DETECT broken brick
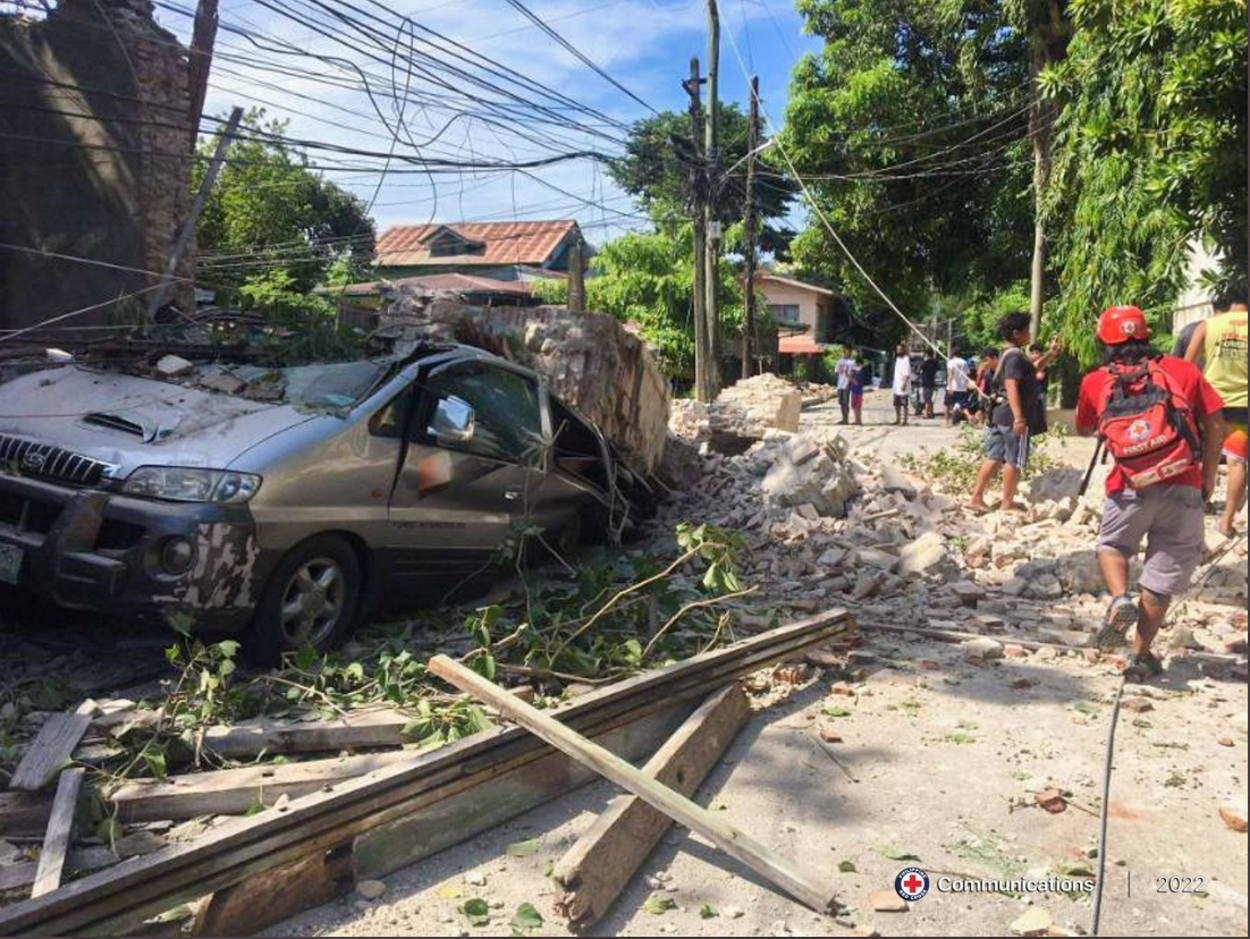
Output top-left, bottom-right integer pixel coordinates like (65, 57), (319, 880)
(1218, 803), (1247, 833)
(1034, 789), (1067, 814)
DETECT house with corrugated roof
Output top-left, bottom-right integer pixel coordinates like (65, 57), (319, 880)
(373, 219), (585, 282)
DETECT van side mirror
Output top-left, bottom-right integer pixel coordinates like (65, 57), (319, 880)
(428, 395), (475, 444)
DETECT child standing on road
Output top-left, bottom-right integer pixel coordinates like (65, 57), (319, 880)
(850, 356), (868, 425)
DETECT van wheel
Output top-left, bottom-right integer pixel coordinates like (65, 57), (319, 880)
(247, 535), (361, 664)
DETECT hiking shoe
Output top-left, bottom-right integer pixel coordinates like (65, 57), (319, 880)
(1123, 651), (1164, 682)
(1095, 594), (1138, 650)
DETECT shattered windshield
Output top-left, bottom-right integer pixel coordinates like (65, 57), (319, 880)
(281, 359), (392, 410)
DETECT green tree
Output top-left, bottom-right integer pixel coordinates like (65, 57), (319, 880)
(195, 110), (375, 296)
(534, 227), (744, 381)
(780, 0), (1034, 320)
(1039, 0), (1247, 364)
(608, 104), (796, 256)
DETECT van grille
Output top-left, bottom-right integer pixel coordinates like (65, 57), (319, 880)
(0, 435), (116, 487)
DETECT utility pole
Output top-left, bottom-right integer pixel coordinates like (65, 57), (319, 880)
(567, 234), (586, 313)
(148, 105), (243, 316)
(703, 0), (721, 395)
(741, 75), (759, 380)
(684, 57), (711, 403)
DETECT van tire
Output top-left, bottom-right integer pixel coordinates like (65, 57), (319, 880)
(246, 534), (362, 664)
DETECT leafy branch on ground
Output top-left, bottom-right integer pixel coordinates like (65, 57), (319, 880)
(82, 520), (751, 788)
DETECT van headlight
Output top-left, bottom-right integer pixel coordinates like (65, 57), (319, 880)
(122, 467), (262, 504)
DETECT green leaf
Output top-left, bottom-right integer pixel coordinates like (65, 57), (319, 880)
(505, 838), (541, 857)
(294, 645), (318, 672)
(462, 898), (490, 927)
(509, 902), (543, 930)
(838, 860), (857, 873)
(142, 749), (167, 781)
(643, 894), (676, 915)
(699, 903), (718, 919)
(876, 843), (921, 862)
(471, 653), (497, 681)
(822, 706), (852, 718)
(243, 796), (266, 816)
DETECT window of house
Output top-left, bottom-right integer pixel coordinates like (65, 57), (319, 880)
(422, 365), (545, 465)
(768, 304), (801, 325)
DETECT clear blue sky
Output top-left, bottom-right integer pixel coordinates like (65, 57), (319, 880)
(177, 0), (823, 245)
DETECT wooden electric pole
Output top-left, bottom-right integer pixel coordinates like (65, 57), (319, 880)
(703, 0), (721, 395)
(742, 75), (759, 380)
(567, 235), (586, 313)
(684, 57), (711, 403)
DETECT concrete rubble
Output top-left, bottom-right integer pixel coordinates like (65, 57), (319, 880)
(658, 414), (1249, 676)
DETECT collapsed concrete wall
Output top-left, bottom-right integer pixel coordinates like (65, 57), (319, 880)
(0, 0), (193, 332)
(378, 295), (672, 475)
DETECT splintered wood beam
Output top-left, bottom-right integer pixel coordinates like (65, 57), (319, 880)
(31, 769), (84, 898)
(9, 715), (90, 791)
(428, 656), (836, 915)
(552, 683), (750, 931)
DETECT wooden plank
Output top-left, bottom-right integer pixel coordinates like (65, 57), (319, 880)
(9, 714), (91, 791)
(429, 655), (836, 915)
(201, 708), (412, 759)
(0, 792), (54, 840)
(106, 750), (425, 823)
(0, 610), (852, 937)
(1, 862), (38, 899)
(552, 683), (750, 930)
(31, 768), (84, 898)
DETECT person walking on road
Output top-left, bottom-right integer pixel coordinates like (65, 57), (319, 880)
(834, 346), (857, 425)
(919, 349), (939, 418)
(891, 342), (912, 426)
(1077, 305), (1225, 679)
(945, 349), (970, 425)
(967, 314), (1042, 514)
(1185, 302), (1248, 538)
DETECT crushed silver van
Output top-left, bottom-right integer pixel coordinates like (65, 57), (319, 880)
(0, 343), (639, 660)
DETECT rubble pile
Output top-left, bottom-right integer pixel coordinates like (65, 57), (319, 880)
(705, 373), (802, 444)
(650, 430), (1249, 677)
(378, 298), (671, 474)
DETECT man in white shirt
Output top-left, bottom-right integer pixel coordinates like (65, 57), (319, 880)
(834, 347), (857, 424)
(891, 342), (912, 426)
(945, 350), (970, 425)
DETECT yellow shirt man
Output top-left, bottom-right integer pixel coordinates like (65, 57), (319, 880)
(1186, 302), (1248, 536)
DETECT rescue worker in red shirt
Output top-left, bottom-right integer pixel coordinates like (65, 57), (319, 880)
(1075, 306), (1225, 679)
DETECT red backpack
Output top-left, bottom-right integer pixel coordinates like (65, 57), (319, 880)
(1097, 357), (1201, 488)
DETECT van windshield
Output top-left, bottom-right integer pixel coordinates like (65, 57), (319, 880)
(282, 360), (393, 410)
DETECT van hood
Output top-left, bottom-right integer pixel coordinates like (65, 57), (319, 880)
(0, 366), (313, 479)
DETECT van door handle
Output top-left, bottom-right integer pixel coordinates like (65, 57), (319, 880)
(504, 488), (523, 502)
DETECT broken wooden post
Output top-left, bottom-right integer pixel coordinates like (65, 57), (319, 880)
(552, 682), (750, 931)
(428, 655), (836, 915)
(31, 768), (84, 898)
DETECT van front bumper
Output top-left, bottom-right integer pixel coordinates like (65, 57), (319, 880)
(0, 472), (269, 633)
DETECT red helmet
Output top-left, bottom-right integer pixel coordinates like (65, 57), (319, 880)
(1097, 305), (1149, 344)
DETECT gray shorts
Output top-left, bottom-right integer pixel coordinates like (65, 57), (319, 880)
(985, 424), (1030, 469)
(1097, 486), (1205, 597)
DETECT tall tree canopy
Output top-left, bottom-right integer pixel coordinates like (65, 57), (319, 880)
(608, 104), (797, 257)
(1039, 0), (1247, 362)
(779, 0), (1034, 319)
(194, 110), (375, 297)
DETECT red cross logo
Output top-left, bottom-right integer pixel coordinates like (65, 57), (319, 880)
(903, 873), (924, 893)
